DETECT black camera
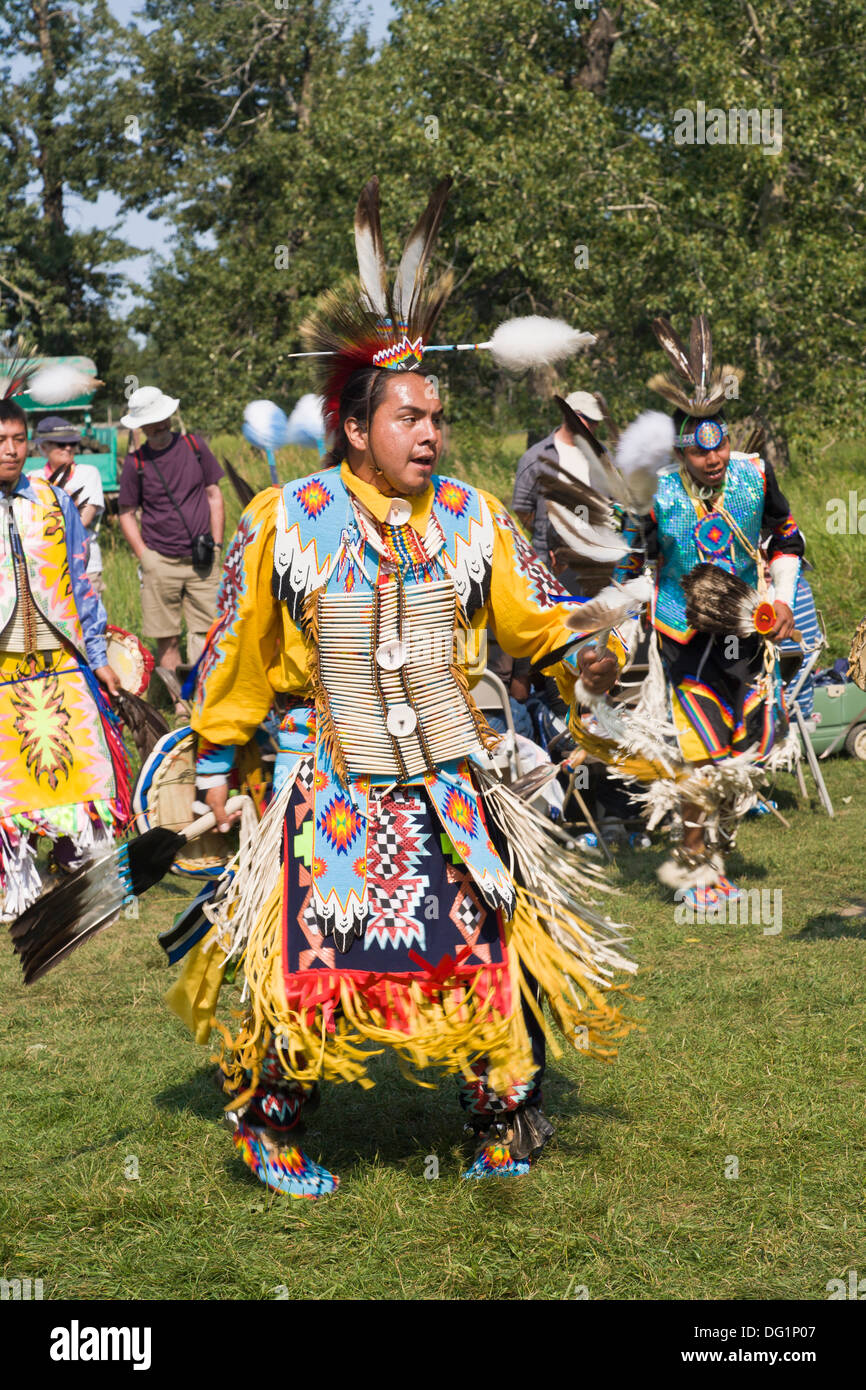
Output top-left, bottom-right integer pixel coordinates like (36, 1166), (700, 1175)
(191, 534), (216, 570)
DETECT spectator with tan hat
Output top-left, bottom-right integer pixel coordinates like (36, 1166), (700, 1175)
(512, 390), (605, 565)
(117, 386), (225, 713)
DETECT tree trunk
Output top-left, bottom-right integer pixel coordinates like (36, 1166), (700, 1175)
(31, 0), (65, 233)
(576, 6), (622, 96)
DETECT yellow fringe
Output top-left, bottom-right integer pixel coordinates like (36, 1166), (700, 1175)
(569, 719), (675, 782)
(211, 870), (639, 1101)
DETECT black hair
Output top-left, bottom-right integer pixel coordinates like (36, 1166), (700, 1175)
(321, 366), (430, 469)
(0, 398), (28, 430)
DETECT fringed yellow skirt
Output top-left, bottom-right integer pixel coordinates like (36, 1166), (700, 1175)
(168, 778), (637, 1107)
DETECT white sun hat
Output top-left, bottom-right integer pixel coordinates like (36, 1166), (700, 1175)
(120, 386), (181, 429)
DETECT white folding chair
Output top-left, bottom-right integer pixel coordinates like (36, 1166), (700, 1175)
(473, 670), (523, 779)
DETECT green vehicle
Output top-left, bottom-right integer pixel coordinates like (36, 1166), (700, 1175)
(21, 355), (120, 501)
(808, 680), (866, 761)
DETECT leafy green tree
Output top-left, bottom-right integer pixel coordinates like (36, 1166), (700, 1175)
(95, 0), (371, 427)
(0, 0), (130, 375)
(97, 0), (863, 453)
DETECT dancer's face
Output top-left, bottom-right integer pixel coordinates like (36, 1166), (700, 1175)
(0, 417), (28, 491)
(682, 435), (731, 491)
(346, 373), (445, 497)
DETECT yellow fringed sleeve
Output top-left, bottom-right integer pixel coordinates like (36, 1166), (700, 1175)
(475, 490), (628, 704)
(191, 489), (312, 752)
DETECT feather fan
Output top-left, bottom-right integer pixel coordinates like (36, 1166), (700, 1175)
(546, 500), (629, 565)
(539, 460), (617, 531)
(9, 798), (246, 983)
(680, 564), (780, 638)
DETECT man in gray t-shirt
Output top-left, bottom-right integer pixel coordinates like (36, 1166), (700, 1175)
(511, 390), (604, 563)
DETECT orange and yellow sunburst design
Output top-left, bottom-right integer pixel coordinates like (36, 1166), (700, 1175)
(0, 653), (116, 818)
(11, 670), (74, 790)
(317, 794), (362, 854)
(435, 479), (470, 517)
(311, 856), (328, 880)
(442, 786), (477, 838)
(295, 478), (333, 520)
(353, 855), (367, 878)
(313, 769), (330, 791)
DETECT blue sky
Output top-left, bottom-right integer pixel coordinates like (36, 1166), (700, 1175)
(61, 0), (397, 311)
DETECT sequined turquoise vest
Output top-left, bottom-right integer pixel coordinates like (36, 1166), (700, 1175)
(653, 453), (766, 642)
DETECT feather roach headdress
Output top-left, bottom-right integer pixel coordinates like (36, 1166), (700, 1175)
(0, 336), (38, 400)
(648, 314), (743, 449)
(298, 177), (596, 434)
(301, 176), (455, 432)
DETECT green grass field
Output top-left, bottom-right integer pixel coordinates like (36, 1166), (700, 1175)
(1, 430), (864, 1301)
(1, 762), (863, 1300)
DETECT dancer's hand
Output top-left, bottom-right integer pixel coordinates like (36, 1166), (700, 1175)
(577, 643), (619, 695)
(94, 664), (122, 697)
(204, 783), (243, 833)
(769, 601), (796, 642)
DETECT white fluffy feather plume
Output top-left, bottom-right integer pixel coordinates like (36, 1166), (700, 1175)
(613, 410), (676, 514)
(27, 363), (102, 404)
(487, 317), (596, 372)
(242, 399), (290, 451)
(285, 393), (326, 448)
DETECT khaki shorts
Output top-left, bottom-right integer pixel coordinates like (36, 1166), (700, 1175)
(139, 548), (220, 652)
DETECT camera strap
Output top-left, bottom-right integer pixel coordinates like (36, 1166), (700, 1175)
(135, 434), (209, 552)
